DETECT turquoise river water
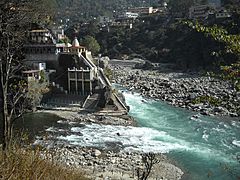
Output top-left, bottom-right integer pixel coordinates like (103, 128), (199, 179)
(123, 90), (240, 180)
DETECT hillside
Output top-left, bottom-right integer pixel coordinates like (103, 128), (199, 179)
(55, 0), (159, 22)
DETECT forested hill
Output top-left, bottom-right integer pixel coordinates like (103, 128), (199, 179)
(55, 0), (159, 21)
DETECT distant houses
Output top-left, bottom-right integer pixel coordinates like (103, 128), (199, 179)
(101, 5), (168, 29)
(189, 4), (231, 20)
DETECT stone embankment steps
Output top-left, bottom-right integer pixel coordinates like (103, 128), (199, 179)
(112, 93), (128, 112)
(98, 68), (111, 87)
(97, 67), (128, 114)
(83, 93), (100, 110)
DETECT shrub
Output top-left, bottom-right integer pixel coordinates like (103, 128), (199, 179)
(192, 95), (222, 106)
(0, 144), (88, 180)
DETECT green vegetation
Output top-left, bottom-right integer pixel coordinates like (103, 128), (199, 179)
(185, 21), (240, 90)
(220, 63), (240, 90)
(184, 21), (240, 55)
(192, 95), (222, 106)
(104, 67), (113, 80)
(82, 35), (100, 55)
(39, 70), (46, 83)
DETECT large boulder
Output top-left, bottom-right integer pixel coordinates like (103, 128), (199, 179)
(91, 149), (102, 157)
(134, 60), (154, 70)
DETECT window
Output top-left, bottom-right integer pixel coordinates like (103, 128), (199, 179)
(77, 72), (83, 79)
(84, 72), (90, 79)
(69, 72), (75, 79)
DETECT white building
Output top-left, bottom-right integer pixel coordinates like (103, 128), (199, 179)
(125, 12), (139, 19)
(128, 7), (154, 15)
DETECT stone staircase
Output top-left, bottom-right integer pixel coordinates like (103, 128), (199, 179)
(83, 93), (100, 110)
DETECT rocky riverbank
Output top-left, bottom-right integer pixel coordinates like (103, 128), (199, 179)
(46, 146), (183, 180)
(111, 65), (240, 118)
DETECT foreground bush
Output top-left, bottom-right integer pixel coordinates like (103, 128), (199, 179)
(0, 145), (88, 180)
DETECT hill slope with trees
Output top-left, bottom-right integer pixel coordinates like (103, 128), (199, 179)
(55, 0), (160, 22)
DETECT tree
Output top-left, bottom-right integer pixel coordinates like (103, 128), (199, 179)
(184, 21), (240, 90)
(168, 0), (194, 17)
(0, 0), (55, 151)
(137, 153), (160, 180)
(82, 35), (101, 55)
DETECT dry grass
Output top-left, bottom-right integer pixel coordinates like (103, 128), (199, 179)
(0, 145), (88, 180)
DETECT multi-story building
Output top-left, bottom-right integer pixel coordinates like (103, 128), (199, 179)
(28, 29), (56, 44)
(24, 28), (58, 68)
(189, 4), (217, 19)
(23, 28), (128, 112)
(215, 9), (231, 19)
(128, 7), (154, 15)
(58, 38), (98, 95)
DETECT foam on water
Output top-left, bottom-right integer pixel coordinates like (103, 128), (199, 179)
(202, 130), (209, 141)
(57, 124), (191, 153)
(47, 122), (234, 164)
(232, 140), (240, 147)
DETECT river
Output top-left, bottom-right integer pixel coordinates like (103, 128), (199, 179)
(15, 90), (240, 179)
(123, 91), (240, 180)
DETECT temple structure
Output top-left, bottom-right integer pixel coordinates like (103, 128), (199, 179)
(24, 28), (109, 96)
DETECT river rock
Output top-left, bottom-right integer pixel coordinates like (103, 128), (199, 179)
(92, 149), (102, 157)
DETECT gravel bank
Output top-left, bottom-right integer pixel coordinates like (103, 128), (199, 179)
(111, 65), (240, 118)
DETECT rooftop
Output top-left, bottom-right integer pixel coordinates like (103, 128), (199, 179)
(30, 29), (49, 33)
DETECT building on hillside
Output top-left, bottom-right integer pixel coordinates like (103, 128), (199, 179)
(128, 7), (154, 15)
(24, 28), (86, 69)
(28, 29), (56, 44)
(55, 37), (101, 95)
(24, 28), (58, 68)
(124, 12), (139, 19)
(23, 28), (128, 112)
(22, 70), (41, 82)
(189, 4), (217, 19)
(52, 27), (66, 42)
(215, 9), (231, 19)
